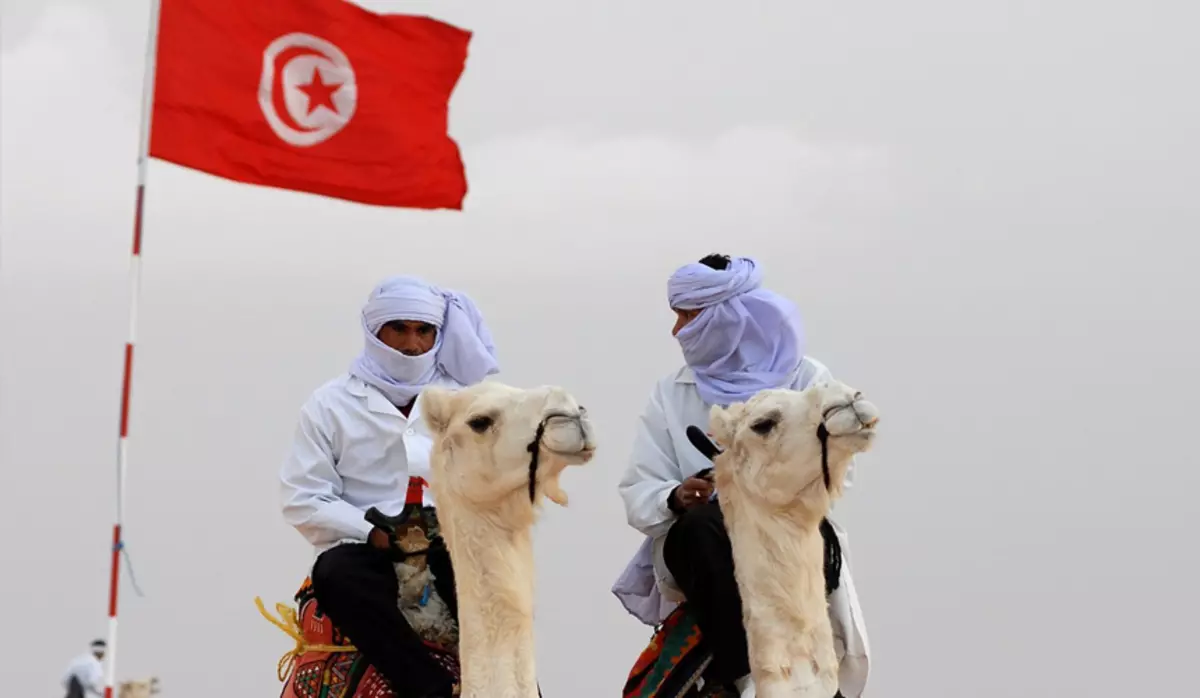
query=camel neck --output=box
[729,505,825,595]
[446,514,539,698]
[722,498,839,695]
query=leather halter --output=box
[526,419,549,503]
[810,422,833,490]
[815,401,853,491]
[525,410,584,503]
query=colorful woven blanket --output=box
[623,603,844,698]
[262,577,460,698]
[623,604,725,698]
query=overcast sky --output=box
[2,1,1198,696]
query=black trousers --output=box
[663,499,751,685]
[311,541,458,698]
[64,676,85,698]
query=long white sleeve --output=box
[618,383,683,539]
[279,401,373,548]
[84,658,103,696]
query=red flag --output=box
[149,0,471,210]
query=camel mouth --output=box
[833,415,878,436]
[543,443,596,460]
[823,398,880,440]
[539,411,596,459]
[839,424,878,444]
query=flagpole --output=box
[104,0,163,695]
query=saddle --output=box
[261,477,461,698]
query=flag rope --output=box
[103,1,163,696]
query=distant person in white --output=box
[279,276,499,698]
[61,639,105,698]
[613,254,871,698]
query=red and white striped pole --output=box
[104,1,163,696]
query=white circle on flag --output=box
[258,33,358,147]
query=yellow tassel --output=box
[254,596,358,683]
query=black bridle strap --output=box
[815,424,842,593]
[525,419,549,503]
[816,398,864,492]
[816,422,831,490]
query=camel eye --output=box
[466,415,494,433]
[750,418,777,436]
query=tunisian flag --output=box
[149,0,471,210]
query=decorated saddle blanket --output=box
[263,480,460,697]
[623,604,844,698]
[623,604,720,698]
[273,578,460,698]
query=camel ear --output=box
[709,403,742,447]
[420,386,458,435]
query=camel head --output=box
[421,381,596,520]
[708,379,879,516]
[117,677,160,698]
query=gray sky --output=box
[2,1,1198,696]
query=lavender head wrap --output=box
[349,276,499,406]
[668,257,804,406]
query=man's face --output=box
[671,307,701,336]
[92,649,105,660]
[378,320,437,356]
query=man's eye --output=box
[467,416,493,433]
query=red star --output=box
[297,67,343,116]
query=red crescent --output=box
[271,45,327,134]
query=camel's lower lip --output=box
[543,445,595,457]
[829,428,876,438]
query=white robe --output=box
[278,374,461,556]
[61,651,103,696]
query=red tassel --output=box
[405,477,427,506]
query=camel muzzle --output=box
[822,395,879,437]
[525,409,592,502]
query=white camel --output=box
[117,677,160,698]
[421,381,597,698]
[708,380,879,698]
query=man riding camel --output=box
[61,639,105,698]
[614,254,871,697]
[279,276,499,698]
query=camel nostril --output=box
[862,415,879,428]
